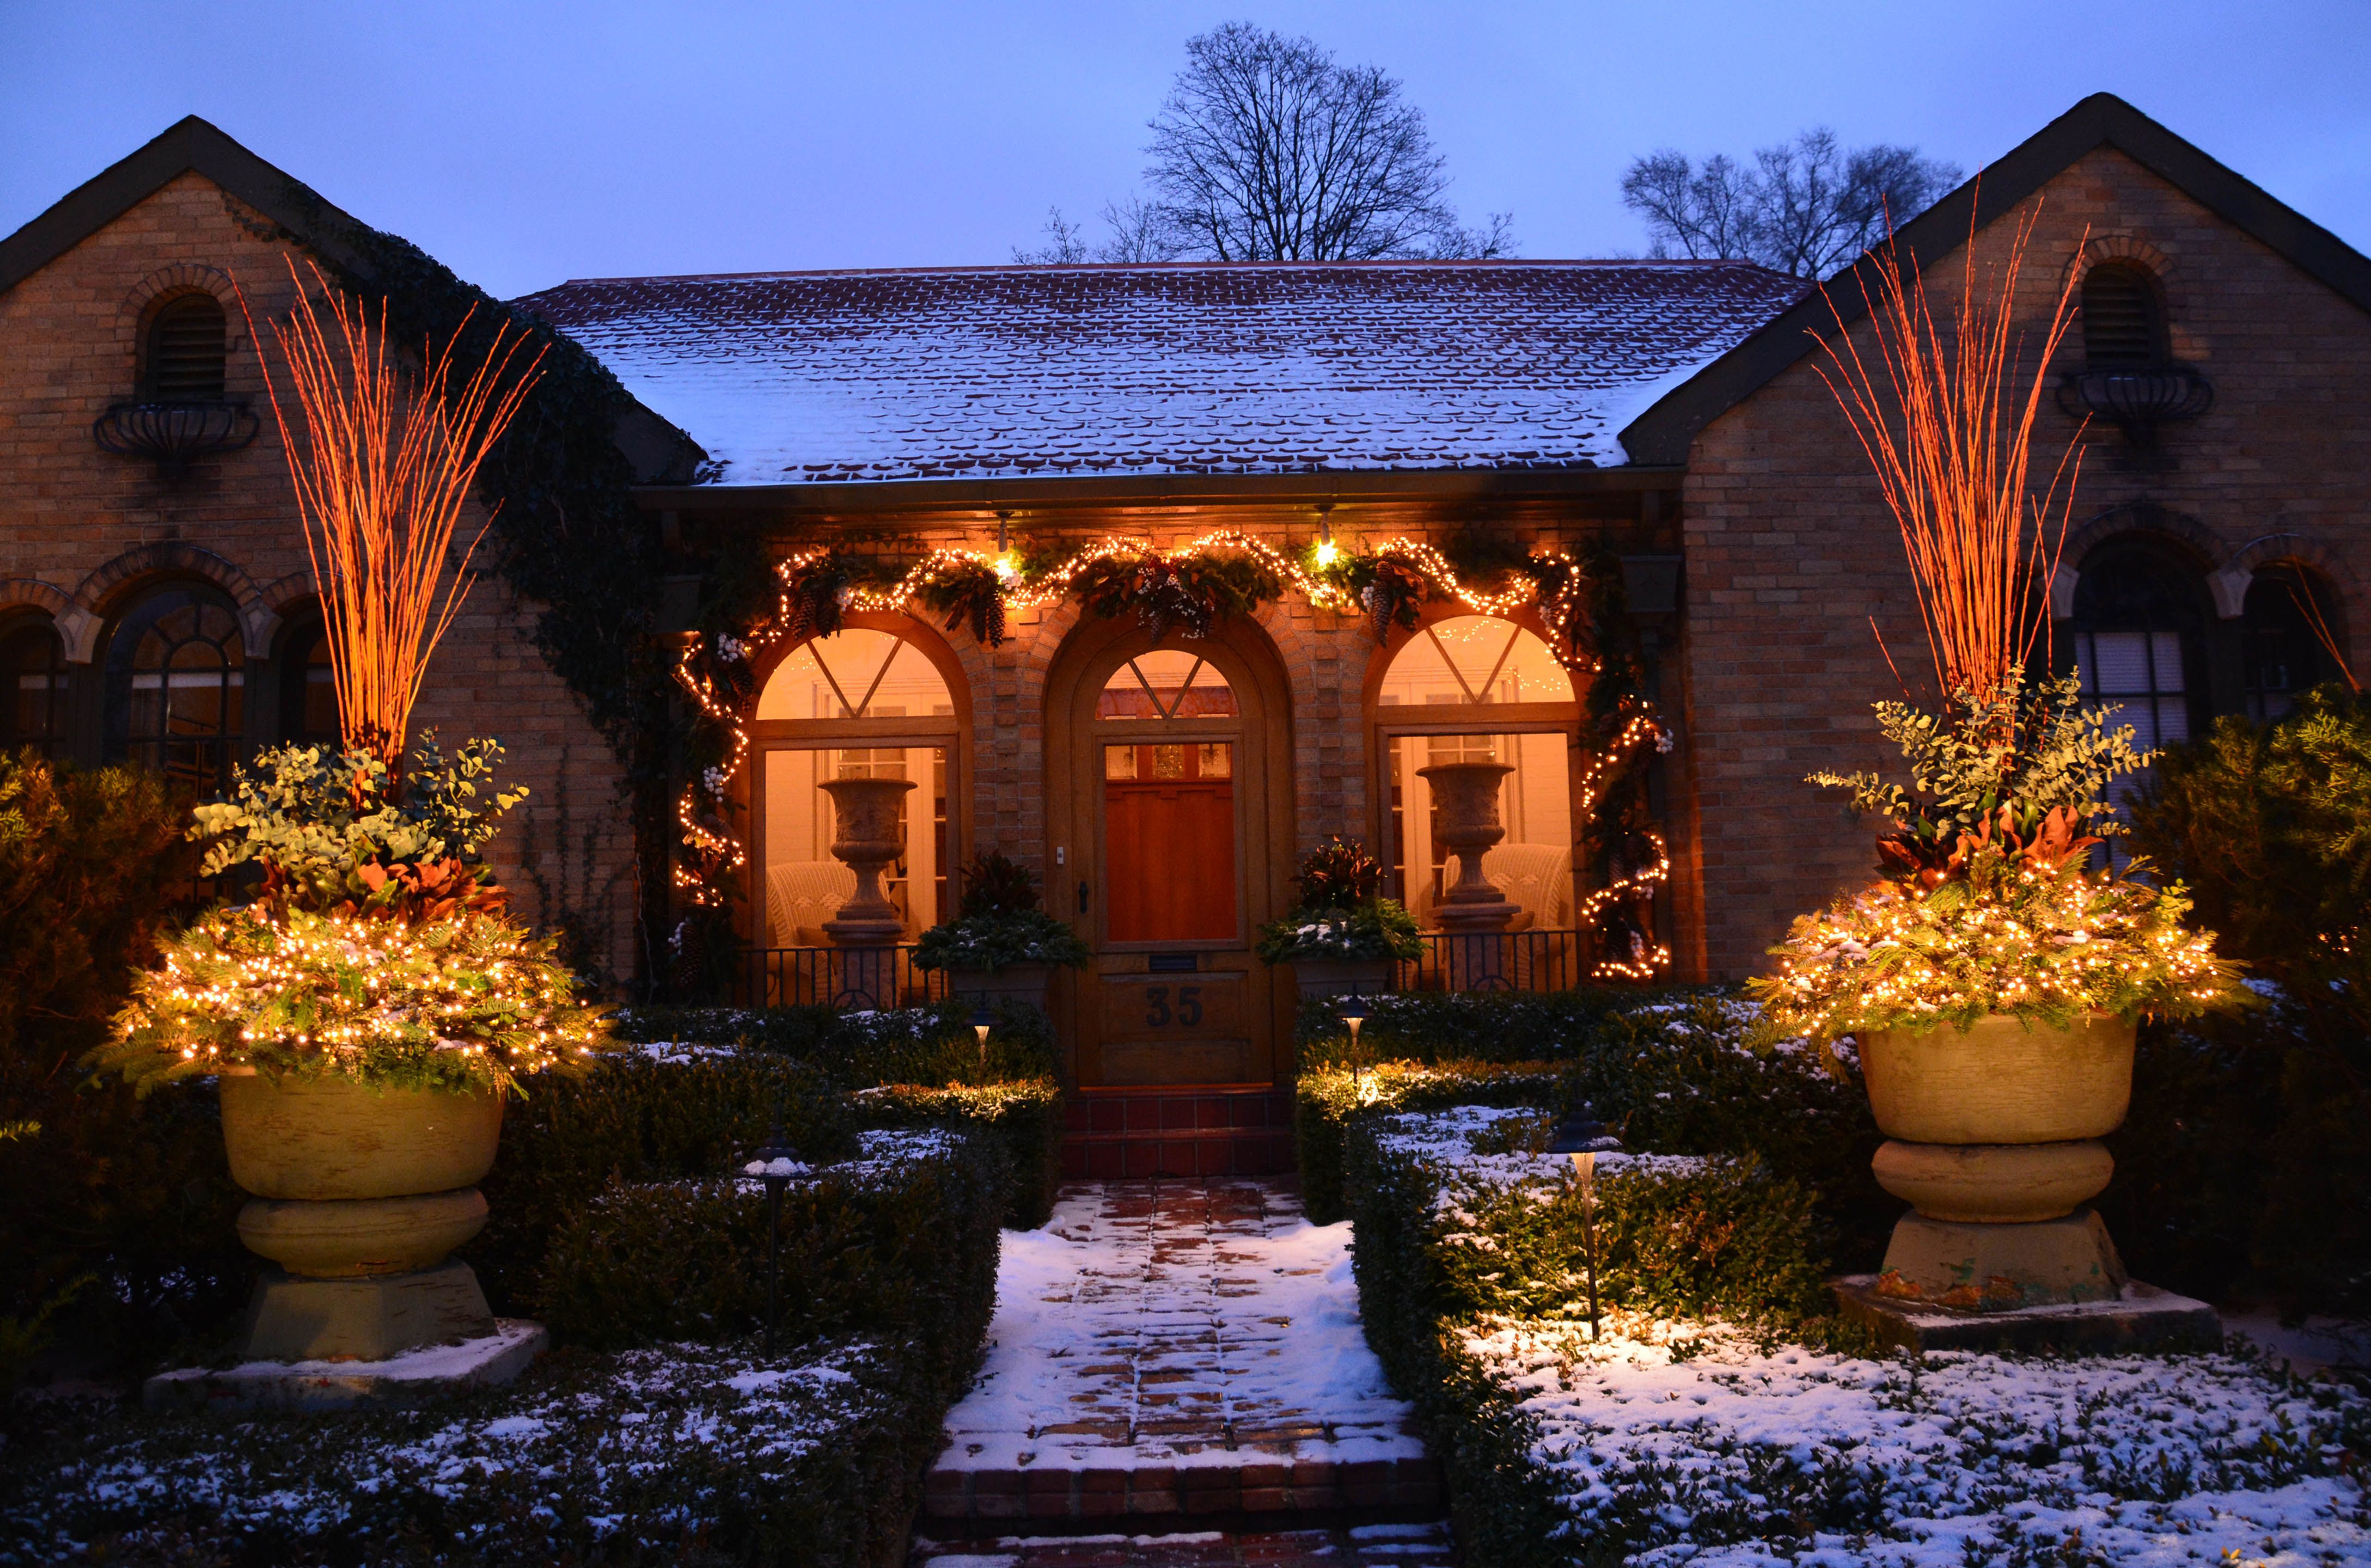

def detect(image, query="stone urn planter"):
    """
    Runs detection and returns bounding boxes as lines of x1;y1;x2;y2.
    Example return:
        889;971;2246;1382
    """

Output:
221;1071;505;1361
1415;761;1520;934
1290;956;1395;1003
1858;1012;2136;1311
819;776;917;947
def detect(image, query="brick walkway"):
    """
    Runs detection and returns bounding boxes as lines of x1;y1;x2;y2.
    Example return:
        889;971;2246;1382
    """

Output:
922;1180;1438;1533
908;1521;1457;1566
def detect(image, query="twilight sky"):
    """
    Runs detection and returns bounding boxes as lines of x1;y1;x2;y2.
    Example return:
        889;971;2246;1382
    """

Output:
3;1;2366;302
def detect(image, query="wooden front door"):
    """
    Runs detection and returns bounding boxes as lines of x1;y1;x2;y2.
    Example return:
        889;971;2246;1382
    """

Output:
1049;628;1292;1089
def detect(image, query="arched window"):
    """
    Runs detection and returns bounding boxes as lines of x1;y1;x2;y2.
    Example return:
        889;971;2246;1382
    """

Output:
142;293;229;402
2241;567;2347;722
106;587;245;793
278;619;340;745
1373;616;1578;930
2066;544;2207;867
753;624;960;951
1;620;69;757
2081;264;2164;368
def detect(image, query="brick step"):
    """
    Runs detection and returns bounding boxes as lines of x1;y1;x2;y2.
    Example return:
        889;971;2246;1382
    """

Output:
1061;1088;1295;1179
921;1454;1443;1533
910;1520;1457;1565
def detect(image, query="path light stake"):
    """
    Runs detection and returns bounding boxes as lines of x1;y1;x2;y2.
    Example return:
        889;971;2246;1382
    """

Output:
745;1104;799;1353
1548;1106;1617;1341
1337;993;1370;1097
971;1001;996;1075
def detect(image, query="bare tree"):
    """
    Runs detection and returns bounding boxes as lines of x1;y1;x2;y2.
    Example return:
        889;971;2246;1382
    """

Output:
1011;199;1191;265
1012;206;1093;265
1621;128;1959;279
1013;23;1511;265
1143;22;1504;261
1096;196;1190;263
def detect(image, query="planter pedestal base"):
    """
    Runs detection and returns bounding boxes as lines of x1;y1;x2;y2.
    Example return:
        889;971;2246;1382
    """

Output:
145;1319;546;1413
1874;1206;2127;1313
1832;1276;2221;1355
240;1258;497;1363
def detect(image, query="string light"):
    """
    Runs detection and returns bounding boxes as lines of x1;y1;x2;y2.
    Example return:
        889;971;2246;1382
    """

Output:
670;530;1671;978
105;905;605;1093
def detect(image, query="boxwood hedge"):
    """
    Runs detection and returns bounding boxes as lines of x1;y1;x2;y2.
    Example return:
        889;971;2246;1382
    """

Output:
1341;1103;1834;1568
1297;991;1888;1259
7;1123;1007;1567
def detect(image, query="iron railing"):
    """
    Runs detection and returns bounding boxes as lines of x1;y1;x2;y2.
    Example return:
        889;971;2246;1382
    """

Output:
1392;928;1588;994
744;928;1593;1011
740;945;950;1010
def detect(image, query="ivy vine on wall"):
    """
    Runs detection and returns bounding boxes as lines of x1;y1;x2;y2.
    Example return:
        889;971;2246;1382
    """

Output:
243;185;687;994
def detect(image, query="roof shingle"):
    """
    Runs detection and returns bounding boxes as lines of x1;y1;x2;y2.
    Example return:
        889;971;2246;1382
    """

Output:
515;260;1808;486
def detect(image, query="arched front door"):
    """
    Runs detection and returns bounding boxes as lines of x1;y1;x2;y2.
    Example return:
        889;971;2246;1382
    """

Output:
1046;620;1293;1088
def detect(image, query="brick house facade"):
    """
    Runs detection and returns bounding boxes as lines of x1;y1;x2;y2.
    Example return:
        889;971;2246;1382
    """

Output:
2;95;2363;1091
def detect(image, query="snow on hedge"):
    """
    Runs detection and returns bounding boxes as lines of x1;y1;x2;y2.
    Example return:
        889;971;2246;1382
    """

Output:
1467;1316;2370;1566
12;1338;893;1557
1369;1102;1708;1212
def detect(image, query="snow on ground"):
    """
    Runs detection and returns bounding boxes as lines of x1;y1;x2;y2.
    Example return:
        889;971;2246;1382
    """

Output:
937;1181;1424;1473
1466;1315;2370;1566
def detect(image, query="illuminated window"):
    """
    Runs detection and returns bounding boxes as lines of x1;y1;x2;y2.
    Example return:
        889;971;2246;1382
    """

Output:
759;626;954;721
1374;618;1576;929
1374;616;1575;708
754;626;960;947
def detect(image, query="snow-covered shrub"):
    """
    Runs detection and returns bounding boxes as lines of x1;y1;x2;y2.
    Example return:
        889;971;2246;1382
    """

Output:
850;1079;1065;1228
1342;1102;1818;1568
1294;989;1888;1258
617;996;1059;1086
1472;1316;2370;1566
1293;1058;1567;1223
1347;1106;1829;1340
466;1051;855;1312
534;1128;1005;1356
5;1336;951;1567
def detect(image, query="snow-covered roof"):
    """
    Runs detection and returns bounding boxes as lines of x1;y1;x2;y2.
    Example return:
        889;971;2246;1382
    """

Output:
514;260;1808;487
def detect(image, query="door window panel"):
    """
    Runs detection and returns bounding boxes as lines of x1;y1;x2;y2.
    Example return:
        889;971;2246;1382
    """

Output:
1097;650;1237;719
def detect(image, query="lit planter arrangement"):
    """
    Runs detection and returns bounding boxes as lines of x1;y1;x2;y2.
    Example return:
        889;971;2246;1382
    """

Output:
95;743;608;1361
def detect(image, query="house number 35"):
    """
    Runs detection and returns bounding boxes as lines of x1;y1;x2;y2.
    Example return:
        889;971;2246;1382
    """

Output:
1144;986;1202;1028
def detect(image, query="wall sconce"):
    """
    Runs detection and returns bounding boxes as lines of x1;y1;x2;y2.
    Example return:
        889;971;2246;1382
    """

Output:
1313;503;1339;568
993;511;1019;581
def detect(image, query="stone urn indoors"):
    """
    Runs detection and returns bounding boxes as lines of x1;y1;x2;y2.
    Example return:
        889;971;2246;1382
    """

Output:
1858;1012;2135;1311
1415;761;1520;934
818;775;918;947
222;1070;505;1361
